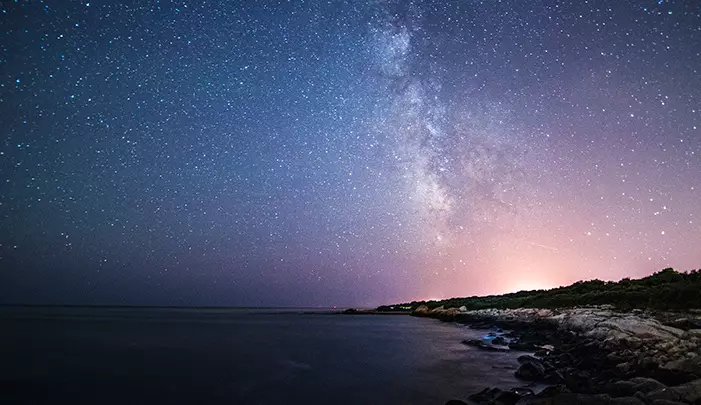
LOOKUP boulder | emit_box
[673,378,701,403]
[512,388,536,397]
[413,305,430,315]
[492,388,536,405]
[493,336,507,346]
[519,355,544,366]
[469,387,503,404]
[663,318,701,331]
[628,378,667,394]
[606,381,637,397]
[516,361,546,381]
[609,397,646,405]
[510,341,539,352]
[462,339,510,352]
[494,391,525,405]
[463,339,484,347]
[537,385,571,398]
[564,369,594,393]
[645,388,682,403]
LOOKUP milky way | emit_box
[1,1,699,306]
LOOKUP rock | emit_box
[413,305,430,315]
[651,400,687,405]
[518,355,543,366]
[535,349,549,357]
[515,397,549,405]
[633,391,649,405]
[462,339,510,352]
[543,370,565,384]
[512,388,536,397]
[516,361,547,381]
[511,341,539,352]
[493,336,507,345]
[609,397,646,405]
[607,353,625,365]
[491,388,535,405]
[494,391,525,405]
[645,388,681,403]
[673,378,701,403]
[664,318,701,331]
[660,356,701,377]
[469,387,503,404]
[606,381,637,397]
[616,362,632,374]
[564,369,594,393]
[629,378,667,394]
[463,339,484,347]
[445,401,469,405]
[537,385,571,398]
[550,393,611,405]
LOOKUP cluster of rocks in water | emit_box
[410,305,701,405]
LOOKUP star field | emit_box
[1,1,700,306]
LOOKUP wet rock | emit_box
[518,355,544,366]
[462,339,510,352]
[537,385,571,398]
[510,341,539,352]
[492,388,536,405]
[463,339,484,347]
[516,361,546,381]
[494,391,526,405]
[512,388,536,397]
[469,387,503,404]
[493,336,507,346]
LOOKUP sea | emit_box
[0,307,527,404]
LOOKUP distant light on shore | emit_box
[505,280,558,294]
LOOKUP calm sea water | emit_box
[0,307,526,404]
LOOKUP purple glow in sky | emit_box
[1,1,699,306]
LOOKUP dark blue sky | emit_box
[1,1,700,307]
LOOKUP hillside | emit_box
[377,268,701,312]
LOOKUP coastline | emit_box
[409,305,701,405]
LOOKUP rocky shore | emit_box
[411,305,701,405]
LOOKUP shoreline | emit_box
[408,305,701,405]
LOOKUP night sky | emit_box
[1,1,699,307]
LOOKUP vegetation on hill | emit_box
[377,268,701,312]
